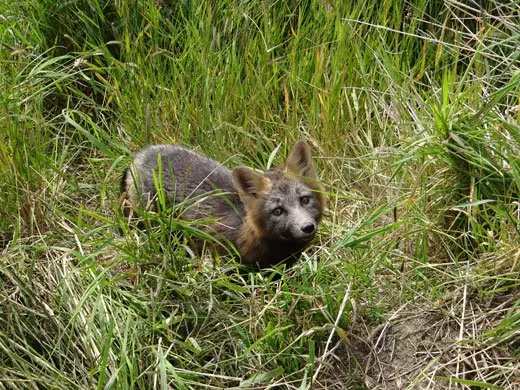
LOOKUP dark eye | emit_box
[272,207,284,216]
[300,196,310,205]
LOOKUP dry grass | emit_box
[1,0,519,389]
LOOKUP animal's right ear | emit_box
[232,167,270,203]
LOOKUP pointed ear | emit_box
[284,141,319,181]
[232,167,270,203]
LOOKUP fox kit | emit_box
[121,141,324,269]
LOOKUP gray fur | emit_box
[261,176,319,242]
[123,144,244,244]
[121,142,323,268]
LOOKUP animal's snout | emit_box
[301,222,316,234]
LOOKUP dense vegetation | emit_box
[1,1,518,388]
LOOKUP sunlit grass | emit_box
[1,0,518,388]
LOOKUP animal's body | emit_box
[120,141,324,269]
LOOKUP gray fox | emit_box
[120,141,324,269]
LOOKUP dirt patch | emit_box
[364,310,455,389]
[362,302,519,389]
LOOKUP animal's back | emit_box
[123,144,244,246]
[132,144,235,197]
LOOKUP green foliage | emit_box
[1,0,518,388]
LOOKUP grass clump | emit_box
[1,0,519,388]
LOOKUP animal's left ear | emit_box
[284,141,319,181]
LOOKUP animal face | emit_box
[260,177,321,243]
[232,141,324,244]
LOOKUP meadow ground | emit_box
[0,1,519,389]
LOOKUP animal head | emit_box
[232,141,324,244]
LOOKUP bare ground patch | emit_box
[362,298,519,389]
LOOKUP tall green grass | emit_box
[1,0,519,388]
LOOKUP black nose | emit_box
[301,223,316,234]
